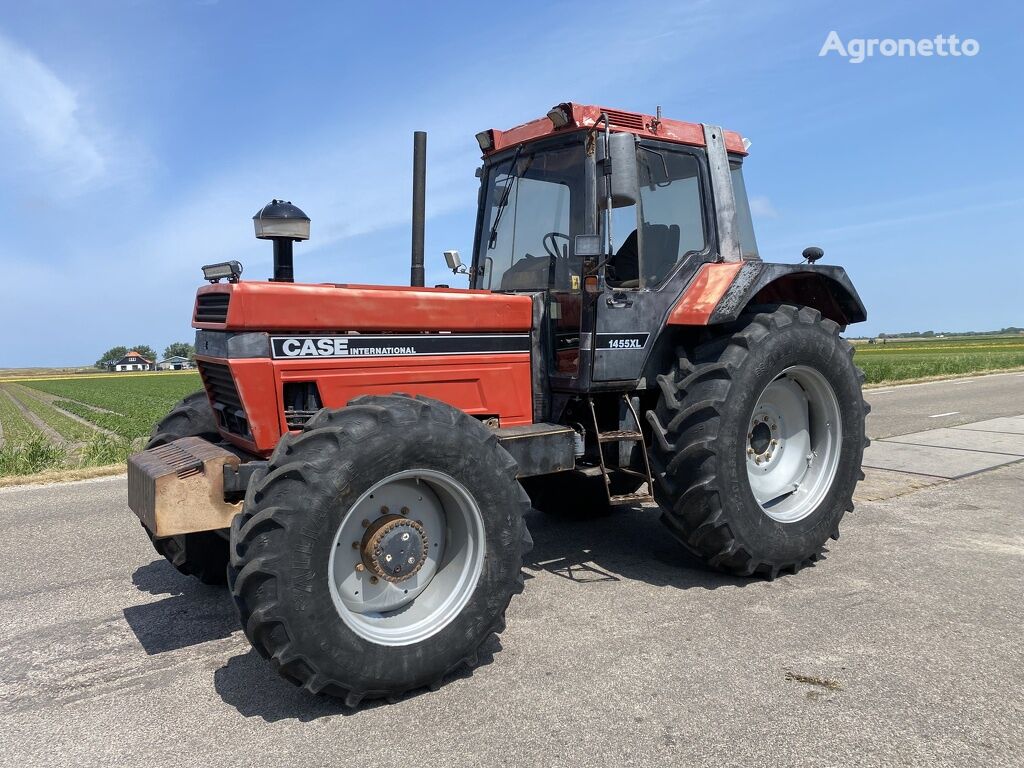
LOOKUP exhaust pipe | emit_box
[410,131,427,287]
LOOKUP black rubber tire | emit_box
[646,305,869,579]
[143,390,229,585]
[227,394,532,705]
[145,390,220,449]
[144,526,230,585]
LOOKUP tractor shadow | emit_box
[523,504,757,591]
[212,637,501,723]
[123,560,238,655]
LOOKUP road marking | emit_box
[929,411,960,418]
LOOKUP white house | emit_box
[111,351,154,372]
[156,355,194,371]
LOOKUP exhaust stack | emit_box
[410,131,426,287]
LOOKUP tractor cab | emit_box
[470,104,763,392]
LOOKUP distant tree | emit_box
[95,345,128,369]
[130,345,158,362]
[164,341,195,361]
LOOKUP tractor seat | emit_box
[607,230,639,287]
[607,223,681,288]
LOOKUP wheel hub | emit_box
[361,515,428,583]
[747,411,781,465]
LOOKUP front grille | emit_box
[198,361,251,439]
[195,293,231,323]
[606,109,646,130]
[283,381,322,431]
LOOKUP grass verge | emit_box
[0,464,126,489]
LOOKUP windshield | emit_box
[475,141,587,292]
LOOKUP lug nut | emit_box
[355,563,365,572]
[400,506,410,515]
[351,541,359,549]
[380,506,389,514]
[369,576,379,584]
[361,519,370,528]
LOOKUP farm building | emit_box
[156,355,194,371]
[110,351,154,372]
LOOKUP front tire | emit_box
[647,305,868,579]
[228,394,532,705]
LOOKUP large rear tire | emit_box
[646,305,868,579]
[227,394,532,705]
[143,390,229,585]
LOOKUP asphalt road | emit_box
[865,370,1024,438]
[1,373,1022,767]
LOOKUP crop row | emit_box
[856,348,1024,383]
[23,374,201,418]
[6,385,98,443]
[0,389,43,445]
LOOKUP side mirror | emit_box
[444,250,463,271]
[599,132,639,208]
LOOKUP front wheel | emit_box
[228,394,532,705]
[144,390,229,584]
[647,305,868,579]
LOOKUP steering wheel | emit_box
[543,232,570,259]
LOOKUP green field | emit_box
[1,336,1022,478]
[853,335,1024,384]
[0,373,200,476]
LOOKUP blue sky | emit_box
[0,0,1020,366]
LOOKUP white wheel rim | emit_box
[327,469,485,646]
[745,365,842,524]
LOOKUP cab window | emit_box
[607,148,707,288]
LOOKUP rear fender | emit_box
[668,262,866,328]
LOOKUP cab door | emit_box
[592,143,713,382]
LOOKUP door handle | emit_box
[606,292,633,309]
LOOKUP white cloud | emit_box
[0,31,106,190]
[749,195,779,218]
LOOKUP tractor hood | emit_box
[192,281,534,333]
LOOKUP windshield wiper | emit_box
[487,145,528,249]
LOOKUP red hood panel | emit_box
[194,282,534,332]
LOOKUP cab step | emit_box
[587,394,656,507]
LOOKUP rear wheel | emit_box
[143,390,229,585]
[647,305,868,579]
[228,394,532,704]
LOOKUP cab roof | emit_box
[478,102,748,157]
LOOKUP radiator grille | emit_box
[198,361,251,439]
[195,293,231,324]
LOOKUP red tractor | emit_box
[128,103,868,705]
